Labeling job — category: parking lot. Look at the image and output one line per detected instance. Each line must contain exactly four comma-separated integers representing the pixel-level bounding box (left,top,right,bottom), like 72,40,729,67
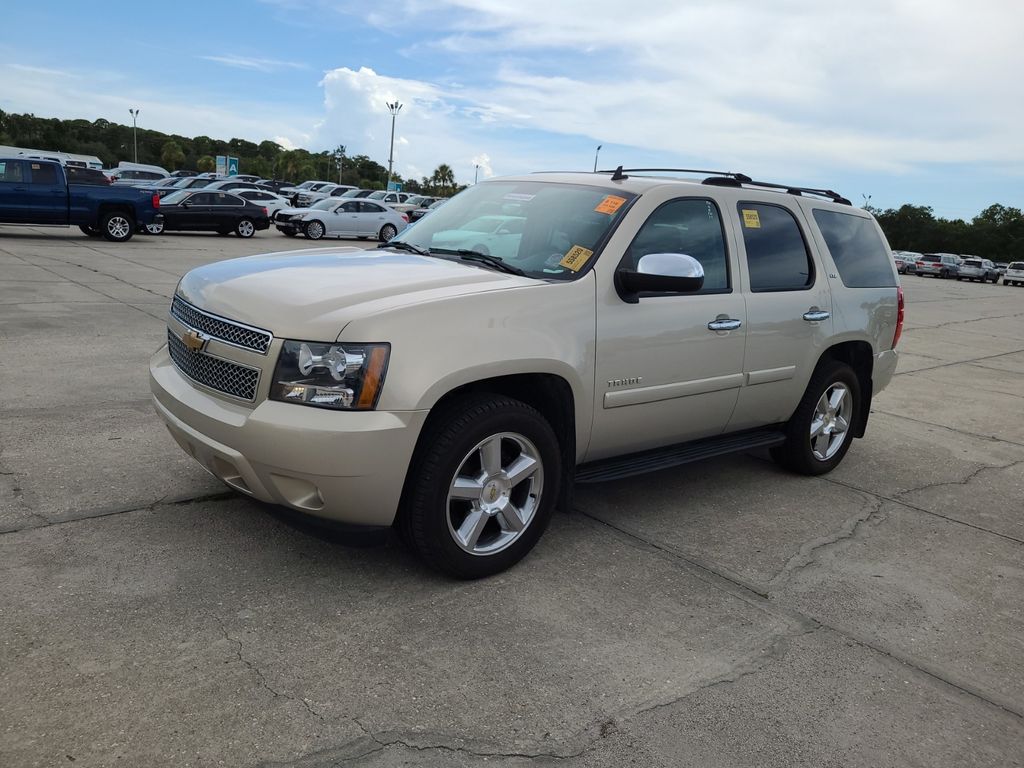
1,227,1022,767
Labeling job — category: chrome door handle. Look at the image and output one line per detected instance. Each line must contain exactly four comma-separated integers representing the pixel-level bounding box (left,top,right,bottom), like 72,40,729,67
803,310,830,322
708,318,742,331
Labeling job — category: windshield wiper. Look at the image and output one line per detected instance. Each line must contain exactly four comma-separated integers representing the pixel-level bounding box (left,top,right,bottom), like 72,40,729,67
431,248,527,276
379,240,429,256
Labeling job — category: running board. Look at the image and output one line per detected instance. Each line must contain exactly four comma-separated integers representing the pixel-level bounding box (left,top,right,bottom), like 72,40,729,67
575,427,786,484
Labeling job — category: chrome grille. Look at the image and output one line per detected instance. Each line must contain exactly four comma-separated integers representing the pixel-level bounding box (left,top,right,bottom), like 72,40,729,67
167,330,260,401
171,296,272,354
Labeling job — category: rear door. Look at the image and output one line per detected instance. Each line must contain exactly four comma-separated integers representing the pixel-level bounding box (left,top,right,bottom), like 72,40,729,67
0,160,30,223
727,199,834,431
359,201,390,236
25,162,67,224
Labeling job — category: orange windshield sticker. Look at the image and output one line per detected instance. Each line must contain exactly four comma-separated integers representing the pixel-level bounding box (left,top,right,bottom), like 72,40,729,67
559,245,594,272
595,195,627,215
742,209,761,228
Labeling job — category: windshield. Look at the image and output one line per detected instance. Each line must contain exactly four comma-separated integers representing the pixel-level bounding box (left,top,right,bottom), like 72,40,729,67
963,259,982,267
389,180,635,280
1010,263,1024,270
296,182,315,190
311,199,337,211
162,191,190,205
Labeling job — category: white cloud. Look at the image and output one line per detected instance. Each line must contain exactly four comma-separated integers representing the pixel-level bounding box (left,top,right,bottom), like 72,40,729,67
330,0,1024,179
201,54,307,73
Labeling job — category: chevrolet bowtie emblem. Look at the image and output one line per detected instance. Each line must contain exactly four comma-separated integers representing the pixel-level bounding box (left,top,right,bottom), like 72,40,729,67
182,329,210,352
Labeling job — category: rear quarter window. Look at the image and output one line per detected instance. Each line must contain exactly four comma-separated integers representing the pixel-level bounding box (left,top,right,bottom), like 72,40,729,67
812,209,897,288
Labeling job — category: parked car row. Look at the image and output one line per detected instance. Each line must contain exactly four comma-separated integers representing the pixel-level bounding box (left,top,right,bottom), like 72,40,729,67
897,252,1016,283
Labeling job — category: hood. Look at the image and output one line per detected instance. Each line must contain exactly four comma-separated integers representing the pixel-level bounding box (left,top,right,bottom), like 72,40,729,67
175,246,532,341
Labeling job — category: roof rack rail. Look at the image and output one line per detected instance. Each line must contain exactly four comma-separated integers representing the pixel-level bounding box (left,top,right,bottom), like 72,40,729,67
734,180,852,205
598,167,752,183
595,166,851,205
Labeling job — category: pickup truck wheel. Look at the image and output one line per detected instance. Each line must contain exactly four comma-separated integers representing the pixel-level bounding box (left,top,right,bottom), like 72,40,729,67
399,395,561,579
101,212,134,242
79,225,101,237
379,223,398,242
235,218,256,238
304,220,325,240
771,360,860,476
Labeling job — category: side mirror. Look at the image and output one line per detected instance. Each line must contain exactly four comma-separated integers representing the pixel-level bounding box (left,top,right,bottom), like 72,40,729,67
616,253,704,303
182,201,191,208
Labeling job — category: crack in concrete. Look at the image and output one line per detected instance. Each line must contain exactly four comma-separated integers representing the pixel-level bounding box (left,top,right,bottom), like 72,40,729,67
891,347,1024,379
894,458,1024,500
0,490,235,536
208,612,325,724
870,409,1024,449
768,496,886,588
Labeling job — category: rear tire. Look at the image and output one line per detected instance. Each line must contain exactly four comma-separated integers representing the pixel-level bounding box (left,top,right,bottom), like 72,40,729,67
100,211,134,242
398,394,561,579
235,218,255,238
379,223,398,242
771,360,860,476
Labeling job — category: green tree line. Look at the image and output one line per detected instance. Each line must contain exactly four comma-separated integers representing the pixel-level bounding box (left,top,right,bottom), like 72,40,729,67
869,203,1024,261
0,110,465,196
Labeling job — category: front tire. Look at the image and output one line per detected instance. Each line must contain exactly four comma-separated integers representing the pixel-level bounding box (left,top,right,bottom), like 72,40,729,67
771,360,860,476
101,211,134,242
379,223,398,242
304,220,325,240
235,218,256,238
399,395,561,579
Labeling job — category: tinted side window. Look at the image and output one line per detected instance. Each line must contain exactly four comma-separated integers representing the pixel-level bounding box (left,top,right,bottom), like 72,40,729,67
189,193,214,205
341,201,361,213
29,163,59,185
361,202,386,213
738,203,813,292
0,160,26,183
812,209,896,288
624,198,730,293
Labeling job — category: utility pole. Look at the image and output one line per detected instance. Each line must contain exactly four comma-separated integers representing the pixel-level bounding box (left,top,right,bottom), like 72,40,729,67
474,164,479,184
386,101,402,189
129,108,140,163
593,144,602,172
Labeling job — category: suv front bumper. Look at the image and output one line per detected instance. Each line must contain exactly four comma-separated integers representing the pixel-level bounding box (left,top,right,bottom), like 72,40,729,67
150,344,428,527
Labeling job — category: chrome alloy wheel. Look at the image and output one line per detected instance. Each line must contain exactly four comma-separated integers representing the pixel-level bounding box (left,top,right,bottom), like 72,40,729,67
810,382,851,461
446,432,544,556
306,220,324,239
107,215,131,239
237,219,255,237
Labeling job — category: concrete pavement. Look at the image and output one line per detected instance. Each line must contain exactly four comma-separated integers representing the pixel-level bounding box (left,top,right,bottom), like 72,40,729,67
1,227,1021,767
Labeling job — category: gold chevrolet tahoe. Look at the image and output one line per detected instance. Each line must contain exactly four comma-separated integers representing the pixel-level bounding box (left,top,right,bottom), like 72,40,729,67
150,168,902,578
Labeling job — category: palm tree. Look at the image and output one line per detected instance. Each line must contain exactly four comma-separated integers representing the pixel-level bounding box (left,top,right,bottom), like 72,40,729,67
431,164,456,196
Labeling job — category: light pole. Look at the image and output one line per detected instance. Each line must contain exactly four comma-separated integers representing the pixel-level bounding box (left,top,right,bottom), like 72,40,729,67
129,108,140,163
386,101,402,190
474,164,479,184
593,144,602,172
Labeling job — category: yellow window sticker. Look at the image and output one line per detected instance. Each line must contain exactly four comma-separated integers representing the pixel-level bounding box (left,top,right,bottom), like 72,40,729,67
595,195,627,215
559,245,594,272
742,209,761,228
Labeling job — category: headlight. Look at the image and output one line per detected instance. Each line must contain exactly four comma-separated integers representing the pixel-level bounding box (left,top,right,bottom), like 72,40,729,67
270,341,390,410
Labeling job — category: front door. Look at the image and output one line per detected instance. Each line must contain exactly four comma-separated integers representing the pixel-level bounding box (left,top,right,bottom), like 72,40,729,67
588,197,747,461
0,160,29,223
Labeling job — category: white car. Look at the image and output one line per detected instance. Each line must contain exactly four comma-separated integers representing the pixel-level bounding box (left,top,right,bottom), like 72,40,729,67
279,180,332,198
274,198,408,241
236,189,292,219
1004,261,1024,286
294,183,357,208
430,215,526,259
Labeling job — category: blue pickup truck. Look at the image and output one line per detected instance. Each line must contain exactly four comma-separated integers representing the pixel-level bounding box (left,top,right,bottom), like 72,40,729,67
0,157,162,242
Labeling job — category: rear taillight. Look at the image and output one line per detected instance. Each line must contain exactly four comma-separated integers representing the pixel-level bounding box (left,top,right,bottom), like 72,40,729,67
263,207,269,216
152,194,160,208
893,286,904,348
401,213,409,222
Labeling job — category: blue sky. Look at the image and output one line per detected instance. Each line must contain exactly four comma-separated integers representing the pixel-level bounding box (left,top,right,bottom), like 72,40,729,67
1,0,1021,219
